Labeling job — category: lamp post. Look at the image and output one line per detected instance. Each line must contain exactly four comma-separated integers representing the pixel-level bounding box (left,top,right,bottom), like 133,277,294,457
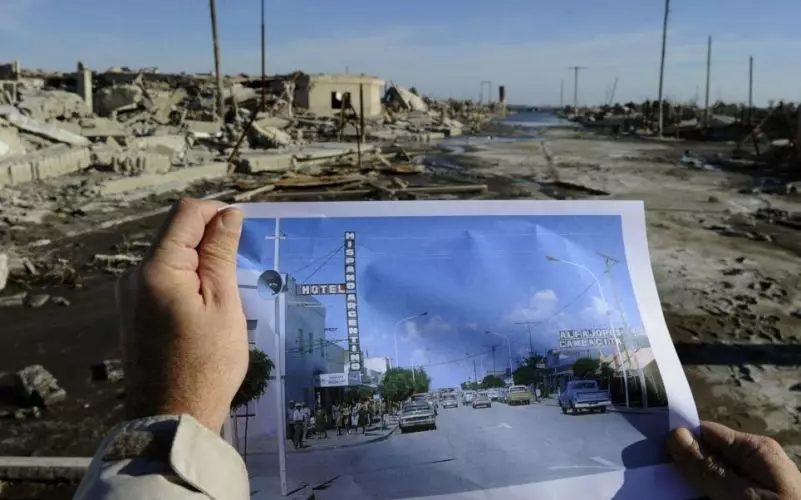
485,331,512,380
393,312,428,370
546,255,630,408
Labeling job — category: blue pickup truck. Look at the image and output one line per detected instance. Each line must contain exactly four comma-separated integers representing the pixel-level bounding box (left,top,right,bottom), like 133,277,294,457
558,380,611,415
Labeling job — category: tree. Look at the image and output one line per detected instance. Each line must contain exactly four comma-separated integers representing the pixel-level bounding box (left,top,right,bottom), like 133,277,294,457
231,349,274,409
461,381,480,391
358,386,375,401
378,368,414,403
481,374,505,389
571,357,601,378
513,354,545,386
412,367,431,394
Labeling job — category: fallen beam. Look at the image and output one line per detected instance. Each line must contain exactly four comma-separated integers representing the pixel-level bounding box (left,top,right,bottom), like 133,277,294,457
232,183,276,202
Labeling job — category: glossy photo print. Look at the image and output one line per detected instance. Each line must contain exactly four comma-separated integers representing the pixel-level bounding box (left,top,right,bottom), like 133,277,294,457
233,200,700,500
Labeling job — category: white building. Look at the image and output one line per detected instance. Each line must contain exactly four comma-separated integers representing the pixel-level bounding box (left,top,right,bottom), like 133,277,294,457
363,356,391,386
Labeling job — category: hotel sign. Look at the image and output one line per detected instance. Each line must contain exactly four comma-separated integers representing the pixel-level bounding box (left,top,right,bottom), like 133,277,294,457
344,232,362,385
296,231,363,385
296,284,346,295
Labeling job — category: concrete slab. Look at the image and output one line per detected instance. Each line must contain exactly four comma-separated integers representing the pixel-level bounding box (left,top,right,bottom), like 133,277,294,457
236,143,379,174
99,162,229,196
0,105,90,146
0,145,91,186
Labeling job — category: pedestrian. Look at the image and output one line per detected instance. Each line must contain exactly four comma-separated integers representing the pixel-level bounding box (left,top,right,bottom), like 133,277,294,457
358,401,369,434
351,401,361,432
291,404,304,449
535,386,541,402
301,403,311,441
286,400,295,443
316,406,327,439
342,402,352,435
332,401,342,436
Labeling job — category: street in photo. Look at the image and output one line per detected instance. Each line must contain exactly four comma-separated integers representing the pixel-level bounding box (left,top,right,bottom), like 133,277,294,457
234,200,699,500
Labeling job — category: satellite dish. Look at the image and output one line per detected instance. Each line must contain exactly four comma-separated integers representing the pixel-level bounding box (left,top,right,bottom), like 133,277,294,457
257,270,284,298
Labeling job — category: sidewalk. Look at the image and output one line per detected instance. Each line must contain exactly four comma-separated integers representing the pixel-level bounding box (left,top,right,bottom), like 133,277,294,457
240,419,399,454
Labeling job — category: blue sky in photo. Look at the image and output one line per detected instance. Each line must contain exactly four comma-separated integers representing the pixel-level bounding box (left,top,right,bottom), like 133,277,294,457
3,1,800,104
238,214,644,389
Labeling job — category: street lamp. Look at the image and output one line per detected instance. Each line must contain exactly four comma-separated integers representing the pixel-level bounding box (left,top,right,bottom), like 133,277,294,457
393,312,428,370
545,255,630,408
485,331,512,380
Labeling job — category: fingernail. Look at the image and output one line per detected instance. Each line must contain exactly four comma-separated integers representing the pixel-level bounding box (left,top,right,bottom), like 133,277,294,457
673,428,695,449
220,208,244,230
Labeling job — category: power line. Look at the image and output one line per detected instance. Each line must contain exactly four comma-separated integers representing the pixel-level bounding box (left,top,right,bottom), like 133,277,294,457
416,349,493,369
288,244,343,278
568,66,587,109
299,245,344,283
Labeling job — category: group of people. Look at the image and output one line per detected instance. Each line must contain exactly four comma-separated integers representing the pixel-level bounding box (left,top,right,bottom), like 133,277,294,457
330,399,381,436
287,398,384,449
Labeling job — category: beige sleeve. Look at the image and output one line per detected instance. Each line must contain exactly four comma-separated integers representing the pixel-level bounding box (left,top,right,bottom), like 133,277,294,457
73,414,249,500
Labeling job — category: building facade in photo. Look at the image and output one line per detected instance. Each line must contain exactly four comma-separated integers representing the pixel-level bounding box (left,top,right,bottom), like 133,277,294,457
294,74,385,118
363,356,391,386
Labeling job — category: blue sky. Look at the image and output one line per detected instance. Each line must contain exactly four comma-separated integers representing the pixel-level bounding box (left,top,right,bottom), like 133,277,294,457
238,214,645,389
2,0,800,105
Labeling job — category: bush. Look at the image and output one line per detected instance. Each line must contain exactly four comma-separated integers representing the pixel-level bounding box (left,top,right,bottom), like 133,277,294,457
231,349,274,410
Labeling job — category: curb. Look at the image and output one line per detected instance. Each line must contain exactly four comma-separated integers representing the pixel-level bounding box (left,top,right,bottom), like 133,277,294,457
0,456,90,482
542,402,666,415
293,424,398,453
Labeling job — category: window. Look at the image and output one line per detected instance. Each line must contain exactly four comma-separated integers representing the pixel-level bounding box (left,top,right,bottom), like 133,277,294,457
331,91,343,110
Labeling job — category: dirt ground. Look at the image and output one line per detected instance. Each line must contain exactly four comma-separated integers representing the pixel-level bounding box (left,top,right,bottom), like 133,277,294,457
0,128,799,497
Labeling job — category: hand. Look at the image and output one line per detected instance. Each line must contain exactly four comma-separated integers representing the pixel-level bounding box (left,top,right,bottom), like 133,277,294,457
667,421,801,500
116,199,248,433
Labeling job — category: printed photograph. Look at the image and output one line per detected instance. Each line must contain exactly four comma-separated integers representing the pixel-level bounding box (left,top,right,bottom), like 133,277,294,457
235,213,672,499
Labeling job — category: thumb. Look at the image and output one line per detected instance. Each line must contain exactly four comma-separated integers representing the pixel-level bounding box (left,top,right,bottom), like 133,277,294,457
197,207,244,308
667,427,754,500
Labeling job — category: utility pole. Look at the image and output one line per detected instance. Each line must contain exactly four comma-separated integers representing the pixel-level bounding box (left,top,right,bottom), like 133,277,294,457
473,359,478,388
514,321,535,357
704,36,712,127
490,345,497,374
568,66,587,110
748,56,754,126
560,79,564,108
657,0,670,136
259,0,266,112
209,0,225,120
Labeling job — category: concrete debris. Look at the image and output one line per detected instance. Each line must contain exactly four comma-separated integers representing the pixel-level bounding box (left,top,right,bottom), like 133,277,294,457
0,292,26,307
25,294,50,308
385,86,428,112
91,359,124,382
250,123,293,148
0,106,90,146
15,364,66,406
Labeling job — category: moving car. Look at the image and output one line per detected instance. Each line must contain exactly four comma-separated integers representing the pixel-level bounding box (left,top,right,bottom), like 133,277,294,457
508,385,533,405
558,380,612,414
487,388,500,401
462,390,476,405
399,401,437,433
472,391,492,408
441,394,458,409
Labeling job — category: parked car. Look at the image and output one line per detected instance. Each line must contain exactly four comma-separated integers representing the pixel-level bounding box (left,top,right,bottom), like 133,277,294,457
411,393,437,416
399,401,437,432
473,391,492,408
508,385,533,405
462,390,476,405
441,394,458,409
558,380,611,414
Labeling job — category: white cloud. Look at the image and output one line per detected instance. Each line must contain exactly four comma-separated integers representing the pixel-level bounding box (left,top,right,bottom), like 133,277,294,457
504,289,559,324
581,296,613,327
464,322,479,331
409,348,433,367
403,315,451,342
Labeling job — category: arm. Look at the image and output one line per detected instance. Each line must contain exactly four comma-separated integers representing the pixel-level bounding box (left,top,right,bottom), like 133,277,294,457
75,415,249,500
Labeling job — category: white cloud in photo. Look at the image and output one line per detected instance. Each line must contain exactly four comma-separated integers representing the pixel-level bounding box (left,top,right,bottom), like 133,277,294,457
581,296,614,327
504,289,559,324
463,322,479,331
409,348,433,367
403,314,451,342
